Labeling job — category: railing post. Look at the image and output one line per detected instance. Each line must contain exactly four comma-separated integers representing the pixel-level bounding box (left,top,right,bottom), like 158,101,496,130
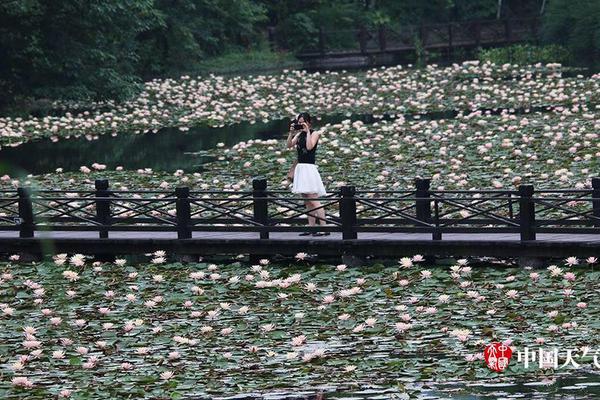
17,187,34,238
252,176,269,239
415,178,436,239
267,26,276,51
95,179,110,239
340,186,357,240
176,186,192,239
474,21,481,47
447,23,453,60
378,26,386,51
592,177,600,228
504,18,512,42
358,25,368,54
531,17,540,43
415,178,432,223
433,198,442,241
419,23,426,45
318,27,325,56
518,184,536,240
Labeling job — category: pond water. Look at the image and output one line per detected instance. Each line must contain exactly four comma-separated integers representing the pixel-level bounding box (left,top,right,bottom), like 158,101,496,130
0,119,287,177
210,372,600,399
219,372,600,399
0,113,397,177
1,62,598,397
2,258,600,399
0,103,565,178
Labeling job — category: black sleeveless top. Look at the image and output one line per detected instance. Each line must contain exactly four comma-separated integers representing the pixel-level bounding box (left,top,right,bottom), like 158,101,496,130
296,129,317,164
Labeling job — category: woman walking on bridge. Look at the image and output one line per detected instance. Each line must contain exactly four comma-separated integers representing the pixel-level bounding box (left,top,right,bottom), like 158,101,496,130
286,112,329,236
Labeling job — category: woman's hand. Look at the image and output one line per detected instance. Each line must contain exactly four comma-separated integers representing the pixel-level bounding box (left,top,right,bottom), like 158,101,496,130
288,130,303,148
286,122,296,148
301,121,309,133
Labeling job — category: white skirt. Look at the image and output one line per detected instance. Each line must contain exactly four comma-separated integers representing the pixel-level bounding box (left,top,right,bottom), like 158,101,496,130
292,163,327,196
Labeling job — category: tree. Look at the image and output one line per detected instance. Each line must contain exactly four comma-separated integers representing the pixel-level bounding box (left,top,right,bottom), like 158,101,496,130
542,0,600,66
0,0,267,107
0,0,161,106
136,0,267,78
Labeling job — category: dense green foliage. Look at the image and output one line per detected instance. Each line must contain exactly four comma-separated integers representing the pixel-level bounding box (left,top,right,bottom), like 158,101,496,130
0,1,160,107
192,47,302,75
542,0,600,66
264,0,540,51
136,0,267,78
479,44,572,65
0,0,267,109
0,0,596,111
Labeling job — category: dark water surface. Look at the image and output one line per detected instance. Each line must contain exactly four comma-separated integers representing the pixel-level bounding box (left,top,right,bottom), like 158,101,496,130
0,120,288,176
0,102,571,178
210,372,600,399
0,113,395,177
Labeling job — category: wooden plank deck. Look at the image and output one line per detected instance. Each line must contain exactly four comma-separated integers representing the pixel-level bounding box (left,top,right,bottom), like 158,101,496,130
1,230,598,258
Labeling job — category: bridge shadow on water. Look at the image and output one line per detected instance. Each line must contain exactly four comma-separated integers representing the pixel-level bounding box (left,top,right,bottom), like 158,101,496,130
0,101,577,178
0,113,391,177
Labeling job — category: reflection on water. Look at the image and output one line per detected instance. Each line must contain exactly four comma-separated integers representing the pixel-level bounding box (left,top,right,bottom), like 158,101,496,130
426,372,600,399
0,100,581,179
213,372,600,399
0,120,288,176
1,257,600,397
0,113,393,177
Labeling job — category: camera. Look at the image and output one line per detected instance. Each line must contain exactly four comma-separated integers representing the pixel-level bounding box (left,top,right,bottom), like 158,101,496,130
291,119,303,130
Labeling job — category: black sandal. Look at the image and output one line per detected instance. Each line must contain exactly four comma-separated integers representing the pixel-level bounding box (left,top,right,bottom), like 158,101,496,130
312,232,325,236
299,232,312,236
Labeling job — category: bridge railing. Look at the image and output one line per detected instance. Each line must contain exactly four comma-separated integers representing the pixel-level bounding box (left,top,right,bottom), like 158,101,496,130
286,17,540,57
352,187,519,235
533,189,600,233
1,176,599,241
0,190,19,220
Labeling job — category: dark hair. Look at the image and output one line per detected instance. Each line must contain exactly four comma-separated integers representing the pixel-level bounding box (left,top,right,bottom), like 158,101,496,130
297,112,312,125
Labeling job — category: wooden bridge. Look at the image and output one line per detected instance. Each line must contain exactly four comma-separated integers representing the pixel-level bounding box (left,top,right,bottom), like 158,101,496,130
270,17,541,69
1,177,599,261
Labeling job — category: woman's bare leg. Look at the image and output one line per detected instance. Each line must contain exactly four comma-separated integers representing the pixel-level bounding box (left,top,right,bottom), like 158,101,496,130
316,198,326,226
305,193,326,226
302,194,316,226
